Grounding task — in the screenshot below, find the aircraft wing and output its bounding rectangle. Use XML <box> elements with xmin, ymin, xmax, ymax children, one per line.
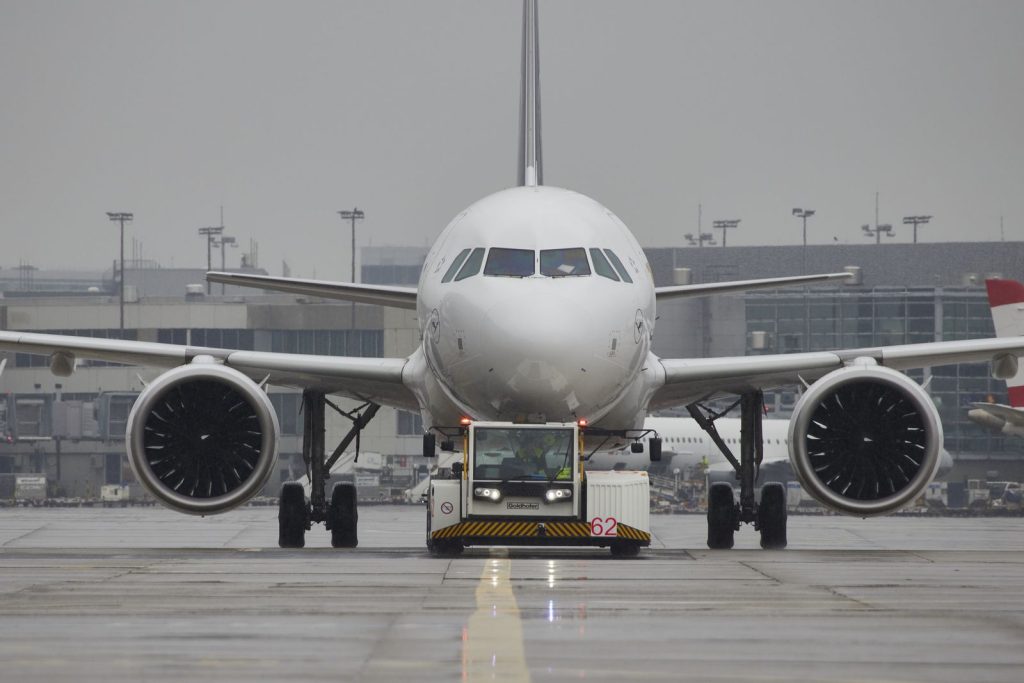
<box><xmin>206</xmin><ymin>272</ymin><xmax>418</xmax><ymax>310</ymax></box>
<box><xmin>0</xmin><ymin>331</ymin><xmax>417</xmax><ymax>409</ymax></box>
<box><xmin>969</xmin><ymin>402</ymin><xmax>1024</xmax><ymax>426</ymax></box>
<box><xmin>652</xmin><ymin>337</ymin><xmax>1024</xmax><ymax>409</ymax></box>
<box><xmin>655</xmin><ymin>272</ymin><xmax>853</xmax><ymax>302</ymax></box>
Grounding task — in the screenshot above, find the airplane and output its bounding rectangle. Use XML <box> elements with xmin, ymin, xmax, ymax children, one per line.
<box><xmin>603</xmin><ymin>416</ymin><xmax>954</xmax><ymax>486</ymax></box>
<box><xmin>3</xmin><ymin>0</ymin><xmax>1024</xmax><ymax>550</ymax></box>
<box><xmin>967</xmin><ymin>278</ymin><xmax>1024</xmax><ymax>437</ymax></box>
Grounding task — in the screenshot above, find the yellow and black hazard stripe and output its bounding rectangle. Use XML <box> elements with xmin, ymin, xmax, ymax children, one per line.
<box><xmin>544</xmin><ymin>522</ymin><xmax>590</xmax><ymax>537</ymax></box>
<box><xmin>432</xmin><ymin>520</ymin><xmax>651</xmax><ymax>543</ymax></box>
<box><xmin>432</xmin><ymin>520</ymin><xmax>539</xmax><ymax>539</ymax></box>
<box><xmin>615</xmin><ymin>523</ymin><xmax>651</xmax><ymax>542</ymax></box>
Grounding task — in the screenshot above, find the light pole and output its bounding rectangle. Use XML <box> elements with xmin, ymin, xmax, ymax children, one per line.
<box><xmin>792</xmin><ymin>208</ymin><xmax>815</xmax><ymax>274</ymax></box>
<box><xmin>106</xmin><ymin>212</ymin><xmax>133</xmax><ymax>334</ymax></box>
<box><xmin>861</xmin><ymin>222</ymin><xmax>893</xmax><ymax>243</ymax></box>
<box><xmin>216</xmin><ymin>236</ymin><xmax>237</xmax><ymax>294</ymax></box>
<box><xmin>902</xmin><ymin>215</ymin><xmax>932</xmax><ymax>244</ymax></box>
<box><xmin>338</xmin><ymin>208</ymin><xmax>365</xmax><ymax>328</ymax></box>
<box><xmin>861</xmin><ymin>191</ymin><xmax>893</xmax><ymax>244</ymax></box>
<box><xmin>712</xmin><ymin>219</ymin><xmax>740</xmax><ymax>247</ymax></box>
<box><xmin>198</xmin><ymin>225</ymin><xmax>224</xmax><ymax>294</ymax></box>
<box><xmin>683</xmin><ymin>232</ymin><xmax>716</xmax><ymax>247</ymax></box>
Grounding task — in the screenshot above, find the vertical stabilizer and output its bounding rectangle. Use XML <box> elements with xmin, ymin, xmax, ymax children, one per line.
<box><xmin>986</xmin><ymin>278</ymin><xmax>1024</xmax><ymax>406</ymax></box>
<box><xmin>517</xmin><ymin>0</ymin><xmax>542</xmax><ymax>187</ymax></box>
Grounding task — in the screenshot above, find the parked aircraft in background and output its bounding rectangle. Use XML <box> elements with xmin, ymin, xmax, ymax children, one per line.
<box><xmin>1</xmin><ymin>0</ymin><xmax>1022</xmax><ymax>549</ymax></box>
<box><xmin>602</xmin><ymin>416</ymin><xmax>954</xmax><ymax>484</ymax></box>
<box><xmin>968</xmin><ymin>278</ymin><xmax>1024</xmax><ymax>438</ymax></box>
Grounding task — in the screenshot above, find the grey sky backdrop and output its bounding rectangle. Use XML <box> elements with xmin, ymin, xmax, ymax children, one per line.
<box><xmin>2</xmin><ymin>0</ymin><xmax>1022</xmax><ymax>280</ymax></box>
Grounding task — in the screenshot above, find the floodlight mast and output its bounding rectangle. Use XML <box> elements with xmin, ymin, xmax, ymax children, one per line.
<box><xmin>712</xmin><ymin>219</ymin><xmax>740</xmax><ymax>247</ymax></box>
<box><xmin>106</xmin><ymin>212</ymin><xmax>133</xmax><ymax>333</ymax></box>
<box><xmin>338</xmin><ymin>208</ymin><xmax>366</xmax><ymax>329</ymax></box>
<box><xmin>216</xmin><ymin>235</ymin><xmax>237</xmax><ymax>294</ymax></box>
<box><xmin>902</xmin><ymin>215</ymin><xmax>932</xmax><ymax>244</ymax></box>
<box><xmin>198</xmin><ymin>225</ymin><xmax>224</xmax><ymax>294</ymax></box>
<box><xmin>862</xmin><ymin>191</ymin><xmax>893</xmax><ymax>244</ymax></box>
<box><xmin>792</xmin><ymin>208</ymin><xmax>815</xmax><ymax>274</ymax></box>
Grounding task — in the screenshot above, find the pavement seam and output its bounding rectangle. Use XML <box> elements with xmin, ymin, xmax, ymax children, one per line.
<box><xmin>1</xmin><ymin>524</ymin><xmax>50</xmax><ymax>547</ymax></box>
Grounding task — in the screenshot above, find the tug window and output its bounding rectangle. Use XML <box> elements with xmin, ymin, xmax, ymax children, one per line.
<box><xmin>454</xmin><ymin>247</ymin><xmax>486</xmax><ymax>281</ymax></box>
<box><xmin>589</xmin><ymin>248</ymin><xmax>620</xmax><ymax>281</ymax></box>
<box><xmin>441</xmin><ymin>248</ymin><xmax>471</xmax><ymax>283</ymax></box>
<box><xmin>484</xmin><ymin>248</ymin><xmax>535</xmax><ymax>277</ymax></box>
<box><xmin>603</xmin><ymin>249</ymin><xmax>633</xmax><ymax>283</ymax></box>
<box><xmin>540</xmin><ymin>248</ymin><xmax>591</xmax><ymax>277</ymax></box>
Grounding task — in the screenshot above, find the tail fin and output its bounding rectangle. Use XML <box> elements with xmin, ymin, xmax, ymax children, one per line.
<box><xmin>517</xmin><ymin>0</ymin><xmax>542</xmax><ymax>187</ymax></box>
<box><xmin>985</xmin><ymin>278</ymin><xmax>1024</xmax><ymax>407</ymax></box>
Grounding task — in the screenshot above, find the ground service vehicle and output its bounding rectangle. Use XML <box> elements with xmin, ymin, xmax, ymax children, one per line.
<box><xmin>426</xmin><ymin>421</ymin><xmax>651</xmax><ymax>557</ymax></box>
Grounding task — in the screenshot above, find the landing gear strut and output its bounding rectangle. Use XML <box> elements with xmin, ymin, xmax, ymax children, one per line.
<box><xmin>689</xmin><ymin>389</ymin><xmax>787</xmax><ymax>550</ymax></box>
<box><xmin>277</xmin><ymin>390</ymin><xmax>380</xmax><ymax>548</ymax></box>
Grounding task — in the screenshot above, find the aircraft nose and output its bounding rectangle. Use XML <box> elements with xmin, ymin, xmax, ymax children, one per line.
<box><xmin>474</xmin><ymin>286</ymin><xmax>631</xmax><ymax>420</ymax></box>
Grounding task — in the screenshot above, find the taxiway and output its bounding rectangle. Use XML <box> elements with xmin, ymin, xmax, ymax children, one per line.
<box><xmin>0</xmin><ymin>506</ymin><xmax>1021</xmax><ymax>682</ymax></box>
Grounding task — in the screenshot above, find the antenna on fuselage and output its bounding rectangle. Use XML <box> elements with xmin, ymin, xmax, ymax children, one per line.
<box><xmin>517</xmin><ymin>0</ymin><xmax>542</xmax><ymax>187</ymax></box>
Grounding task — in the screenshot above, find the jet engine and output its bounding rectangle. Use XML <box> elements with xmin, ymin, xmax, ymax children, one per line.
<box><xmin>788</xmin><ymin>361</ymin><xmax>942</xmax><ymax>516</ymax></box>
<box><xmin>126</xmin><ymin>361</ymin><xmax>279</xmax><ymax>515</ymax></box>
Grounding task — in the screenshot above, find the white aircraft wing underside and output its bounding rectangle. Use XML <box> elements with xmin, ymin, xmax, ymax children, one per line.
<box><xmin>0</xmin><ymin>331</ymin><xmax>416</xmax><ymax>409</ymax></box>
<box><xmin>652</xmin><ymin>336</ymin><xmax>1024</xmax><ymax>409</ymax></box>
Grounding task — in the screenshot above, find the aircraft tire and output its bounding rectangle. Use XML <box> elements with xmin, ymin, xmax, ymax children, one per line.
<box><xmin>278</xmin><ymin>482</ymin><xmax>307</xmax><ymax>549</ymax></box>
<box><xmin>329</xmin><ymin>483</ymin><xmax>359</xmax><ymax>548</ymax></box>
<box><xmin>757</xmin><ymin>482</ymin><xmax>788</xmax><ymax>550</ymax></box>
<box><xmin>707</xmin><ymin>482</ymin><xmax>737</xmax><ymax>550</ymax></box>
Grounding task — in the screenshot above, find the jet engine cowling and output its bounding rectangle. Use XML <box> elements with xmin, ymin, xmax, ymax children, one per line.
<box><xmin>126</xmin><ymin>362</ymin><xmax>279</xmax><ymax>515</ymax></box>
<box><xmin>788</xmin><ymin>361</ymin><xmax>942</xmax><ymax>516</ymax></box>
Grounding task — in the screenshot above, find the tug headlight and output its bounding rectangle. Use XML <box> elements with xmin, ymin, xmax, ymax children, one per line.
<box><xmin>473</xmin><ymin>487</ymin><xmax>502</xmax><ymax>502</ymax></box>
<box><xmin>544</xmin><ymin>488</ymin><xmax>572</xmax><ymax>502</ymax></box>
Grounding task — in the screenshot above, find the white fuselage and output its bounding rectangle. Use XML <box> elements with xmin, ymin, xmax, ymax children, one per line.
<box><xmin>405</xmin><ymin>185</ymin><xmax>659</xmax><ymax>442</ymax></box>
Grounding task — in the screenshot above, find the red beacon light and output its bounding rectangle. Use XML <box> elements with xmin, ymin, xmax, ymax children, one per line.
<box><xmin>577</xmin><ymin>418</ymin><xmax>588</xmax><ymax>428</ymax></box>
<box><xmin>459</xmin><ymin>417</ymin><xmax>472</xmax><ymax>426</ymax></box>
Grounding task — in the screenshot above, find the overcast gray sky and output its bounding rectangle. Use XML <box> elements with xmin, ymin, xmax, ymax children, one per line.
<box><xmin>2</xmin><ymin>0</ymin><xmax>1022</xmax><ymax>279</ymax></box>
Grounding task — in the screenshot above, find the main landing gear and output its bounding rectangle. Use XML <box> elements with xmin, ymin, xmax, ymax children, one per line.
<box><xmin>689</xmin><ymin>390</ymin><xmax>787</xmax><ymax>550</ymax></box>
<box><xmin>278</xmin><ymin>390</ymin><xmax>379</xmax><ymax>549</ymax></box>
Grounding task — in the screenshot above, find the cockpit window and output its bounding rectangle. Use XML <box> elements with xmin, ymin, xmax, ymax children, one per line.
<box><xmin>603</xmin><ymin>249</ymin><xmax>633</xmax><ymax>283</ymax></box>
<box><xmin>540</xmin><ymin>248</ymin><xmax>591</xmax><ymax>277</ymax></box>
<box><xmin>454</xmin><ymin>247</ymin><xmax>486</xmax><ymax>281</ymax></box>
<box><xmin>484</xmin><ymin>248</ymin><xmax>535</xmax><ymax>277</ymax></box>
<box><xmin>589</xmin><ymin>248</ymin><xmax>620</xmax><ymax>281</ymax></box>
<box><xmin>441</xmin><ymin>248</ymin><xmax>471</xmax><ymax>283</ymax></box>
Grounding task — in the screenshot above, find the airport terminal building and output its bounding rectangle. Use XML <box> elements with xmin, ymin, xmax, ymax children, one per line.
<box><xmin>1</xmin><ymin>240</ymin><xmax>1023</xmax><ymax>496</ymax></box>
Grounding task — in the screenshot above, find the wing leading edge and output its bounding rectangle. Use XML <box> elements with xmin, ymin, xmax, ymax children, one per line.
<box><xmin>655</xmin><ymin>272</ymin><xmax>853</xmax><ymax>301</ymax></box>
<box><xmin>206</xmin><ymin>272</ymin><xmax>418</xmax><ymax>310</ymax></box>
<box><xmin>652</xmin><ymin>336</ymin><xmax>1024</xmax><ymax>410</ymax></box>
<box><xmin>0</xmin><ymin>330</ymin><xmax>417</xmax><ymax>410</ymax></box>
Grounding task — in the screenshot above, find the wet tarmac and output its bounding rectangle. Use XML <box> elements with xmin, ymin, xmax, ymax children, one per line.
<box><xmin>0</xmin><ymin>506</ymin><xmax>1022</xmax><ymax>682</ymax></box>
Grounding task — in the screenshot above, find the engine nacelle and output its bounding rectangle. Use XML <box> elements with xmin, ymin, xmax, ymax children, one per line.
<box><xmin>788</xmin><ymin>362</ymin><xmax>942</xmax><ymax>516</ymax></box>
<box><xmin>126</xmin><ymin>362</ymin><xmax>279</xmax><ymax>515</ymax></box>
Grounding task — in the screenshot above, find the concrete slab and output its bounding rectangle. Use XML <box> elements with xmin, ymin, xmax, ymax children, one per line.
<box><xmin>0</xmin><ymin>506</ymin><xmax>1021</xmax><ymax>682</ymax></box>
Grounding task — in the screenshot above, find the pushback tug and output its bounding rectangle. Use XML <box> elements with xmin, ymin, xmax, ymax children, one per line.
<box><xmin>424</xmin><ymin>419</ymin><xmax>657</xmax><ymax>557</ymax></box>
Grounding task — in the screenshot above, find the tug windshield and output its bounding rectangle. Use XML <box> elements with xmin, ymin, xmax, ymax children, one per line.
<box><xmin>472</xmin><ymin>426</ymin><xmax>574</xmax><ymax>481</ymax></box>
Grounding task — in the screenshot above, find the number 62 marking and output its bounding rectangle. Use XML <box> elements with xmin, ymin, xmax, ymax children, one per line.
<box><xmin>589</xmin><ymin>516</ymin><xmax>618</xmax><ymax>537</ymax></box>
